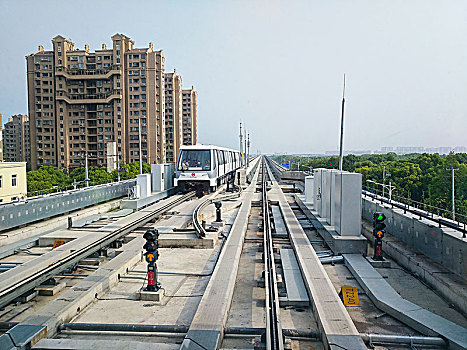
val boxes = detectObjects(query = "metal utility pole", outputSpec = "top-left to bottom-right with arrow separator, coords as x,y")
239,122 -> 244,166
84,153 -> 89,187
446,168 -> 458,221
138,119 -> 143,175
338,74 -> 346,171
247,133 -> 250,168
388,181 -> 395,202
117,154 -> 121,182
382,165 -> 386,197
244,127 -> 248,168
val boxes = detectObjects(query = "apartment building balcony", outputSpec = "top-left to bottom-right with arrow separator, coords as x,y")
55,65 -> 121,79
56,89 -> 122,104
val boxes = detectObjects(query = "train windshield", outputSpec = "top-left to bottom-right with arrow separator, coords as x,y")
178,150 -> 211,171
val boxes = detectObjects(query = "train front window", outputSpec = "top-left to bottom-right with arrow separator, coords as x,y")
179,150 -> 211,171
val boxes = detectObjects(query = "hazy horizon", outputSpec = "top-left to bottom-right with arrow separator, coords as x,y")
1,0 -> 466,154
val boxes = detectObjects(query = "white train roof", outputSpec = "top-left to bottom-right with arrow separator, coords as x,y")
179,144 -> 240,153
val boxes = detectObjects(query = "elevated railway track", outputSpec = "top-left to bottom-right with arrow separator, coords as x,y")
0,155 -> 465,350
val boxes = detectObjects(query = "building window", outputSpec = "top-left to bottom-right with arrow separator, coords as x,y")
11,174 -> 17,187
0,175 -> 2,188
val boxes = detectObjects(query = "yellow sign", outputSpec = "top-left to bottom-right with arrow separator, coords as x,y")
52,240 -> 65,249
341,286 -> 360,306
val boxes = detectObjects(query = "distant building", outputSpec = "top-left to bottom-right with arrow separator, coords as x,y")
182,87 -> 198,146
453,146 -> 467,153
0,114 -> 3,162
0,162 -> 27,203
26,34 -> 166,170
164,70 -> 183,163
2,114 -> 31,167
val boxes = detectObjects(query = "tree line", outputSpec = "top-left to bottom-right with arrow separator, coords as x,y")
26,162 -> 151,196
272,152 -> 467,223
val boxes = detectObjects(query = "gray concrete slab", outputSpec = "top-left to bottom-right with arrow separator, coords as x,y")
2,235 -> 145,344
361,219 -> 467,316
272,206 -> 288,237
37,230 -> 85,246
344,253 -> 467,350
33,338 -> 179,350
158,232 -> 217,249
180,165 -> 261,350
280,248 -> 309,306
120,188 -> 177,210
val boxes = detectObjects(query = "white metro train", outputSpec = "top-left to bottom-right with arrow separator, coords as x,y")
174,144 -> 242,192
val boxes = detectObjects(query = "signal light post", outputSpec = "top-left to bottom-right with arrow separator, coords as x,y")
143,229 -> 161,292
373,212 -> 386,261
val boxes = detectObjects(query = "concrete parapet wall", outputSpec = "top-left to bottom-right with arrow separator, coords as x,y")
0,180 -> 136,233
362,196 -> 467,279
246,157 -> 261,183
280,170 -> 306,181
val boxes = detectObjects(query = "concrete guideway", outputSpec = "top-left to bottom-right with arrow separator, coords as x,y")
0,234 -> 146,348
264,159 -> 367,350
0,199 -> 121,257
0,191 -> 217,348
344,253 -> 467,350
360,219 -> 467,317
180,163 -> 261,349
262,160 -> 284,349
0,192 -> 194,310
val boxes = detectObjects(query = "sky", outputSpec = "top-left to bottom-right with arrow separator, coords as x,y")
0,0 -> 466,154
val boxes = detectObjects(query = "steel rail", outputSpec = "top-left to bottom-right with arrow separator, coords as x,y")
262,158 -> 284,350
192,190 -> 241,238
0,191 -> 195,309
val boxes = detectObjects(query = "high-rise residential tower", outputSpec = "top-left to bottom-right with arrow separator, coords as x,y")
2,114 -> 31,166
182,87 -> 198,146
0,114 -> 3,162
26,34 -> 165,170
164,70 -> 183,163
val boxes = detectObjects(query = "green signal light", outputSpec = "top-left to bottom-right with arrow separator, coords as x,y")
377,214 -> 384,221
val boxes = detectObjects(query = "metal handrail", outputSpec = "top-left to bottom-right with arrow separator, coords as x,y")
363,185 -> 467,227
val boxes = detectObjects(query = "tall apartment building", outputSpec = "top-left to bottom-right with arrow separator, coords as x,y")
0,114 -> 3,162
26,34 -> 165,171
2,115 -> 31,166
182,87 -> 198,146
164,70 -> 183,163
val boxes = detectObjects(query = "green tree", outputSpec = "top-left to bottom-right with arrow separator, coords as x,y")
110,162 -> 151,181
27,166 -> 70,193
69,167 -> 112,186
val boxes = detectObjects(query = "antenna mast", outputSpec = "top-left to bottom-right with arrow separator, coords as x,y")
338,74 -> 346,171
